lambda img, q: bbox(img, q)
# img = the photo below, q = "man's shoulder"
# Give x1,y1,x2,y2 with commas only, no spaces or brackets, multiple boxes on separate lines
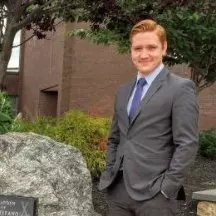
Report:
117,77,136,93
166,68,195,87
165,69,196,98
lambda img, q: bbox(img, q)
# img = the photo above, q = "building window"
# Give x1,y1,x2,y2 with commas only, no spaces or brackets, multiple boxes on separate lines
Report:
7,31,21,73
3,7,21,73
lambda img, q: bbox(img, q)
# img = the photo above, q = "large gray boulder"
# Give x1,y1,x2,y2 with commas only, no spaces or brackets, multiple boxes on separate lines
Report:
0,132,100,216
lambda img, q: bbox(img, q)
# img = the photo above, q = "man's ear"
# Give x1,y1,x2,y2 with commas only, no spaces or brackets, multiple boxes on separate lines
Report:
162,41,167,56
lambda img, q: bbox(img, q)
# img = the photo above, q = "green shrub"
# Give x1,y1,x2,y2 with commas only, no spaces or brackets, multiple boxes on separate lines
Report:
28,116,56,137
11,110,111,178
199,129,216,159
11,119,33,132
0,91,13,133
55,111,110,146
11,116,56,135
54,110,111,178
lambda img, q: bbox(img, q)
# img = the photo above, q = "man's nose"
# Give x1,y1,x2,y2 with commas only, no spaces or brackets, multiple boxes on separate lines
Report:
140,50,148,58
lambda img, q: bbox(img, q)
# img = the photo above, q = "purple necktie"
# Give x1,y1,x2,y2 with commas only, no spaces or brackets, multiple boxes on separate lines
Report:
129,78,147,122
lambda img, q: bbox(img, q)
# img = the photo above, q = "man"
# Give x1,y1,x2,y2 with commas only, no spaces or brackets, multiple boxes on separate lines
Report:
98,19,199,216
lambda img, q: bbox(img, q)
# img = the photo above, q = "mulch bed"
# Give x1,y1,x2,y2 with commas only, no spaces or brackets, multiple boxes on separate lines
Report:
92,155,216,216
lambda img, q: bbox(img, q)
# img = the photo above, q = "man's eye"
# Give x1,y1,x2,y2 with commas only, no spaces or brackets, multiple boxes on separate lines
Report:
148,46,157,50
134,47,142,51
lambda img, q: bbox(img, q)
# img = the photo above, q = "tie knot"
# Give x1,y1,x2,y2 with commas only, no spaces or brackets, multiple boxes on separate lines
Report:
137,78,147,87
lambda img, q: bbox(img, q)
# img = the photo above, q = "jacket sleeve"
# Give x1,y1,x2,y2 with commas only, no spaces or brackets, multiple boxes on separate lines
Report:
106,95,120,170
161,80,199,199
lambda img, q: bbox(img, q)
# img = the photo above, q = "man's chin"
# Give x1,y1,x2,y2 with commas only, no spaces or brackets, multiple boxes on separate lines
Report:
139,69,152,75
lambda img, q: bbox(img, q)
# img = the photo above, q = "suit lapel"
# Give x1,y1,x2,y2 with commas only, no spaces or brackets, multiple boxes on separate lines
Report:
130,68,169,125
120,78,136,128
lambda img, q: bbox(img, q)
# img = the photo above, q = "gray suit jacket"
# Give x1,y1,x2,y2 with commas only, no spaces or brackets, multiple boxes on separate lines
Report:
98,67,199,201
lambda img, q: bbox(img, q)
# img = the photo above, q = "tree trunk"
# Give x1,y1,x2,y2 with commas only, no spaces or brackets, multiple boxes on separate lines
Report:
190,65,215,93
0,19,17,87
0,53,9,89
190,67,200,93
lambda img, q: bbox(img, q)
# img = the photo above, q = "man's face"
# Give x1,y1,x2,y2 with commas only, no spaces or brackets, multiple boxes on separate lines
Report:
130,31,167,75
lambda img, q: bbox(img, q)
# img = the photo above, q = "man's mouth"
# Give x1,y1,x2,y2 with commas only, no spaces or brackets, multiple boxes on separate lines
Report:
139,61,151,64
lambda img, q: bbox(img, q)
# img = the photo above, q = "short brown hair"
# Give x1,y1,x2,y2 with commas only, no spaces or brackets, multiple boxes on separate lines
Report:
130,19,167,44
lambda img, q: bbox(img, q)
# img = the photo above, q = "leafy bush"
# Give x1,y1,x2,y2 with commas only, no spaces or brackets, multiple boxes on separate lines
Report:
199,129,216,159
54,110,111,178
11,116,56,135
55,111,110,148
11,110,111,178
11,119,33,132
0,91,13,133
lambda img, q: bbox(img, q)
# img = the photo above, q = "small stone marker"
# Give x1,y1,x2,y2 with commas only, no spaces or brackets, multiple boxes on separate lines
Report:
192,189,216,216
0,133,100,216
0,195,38,216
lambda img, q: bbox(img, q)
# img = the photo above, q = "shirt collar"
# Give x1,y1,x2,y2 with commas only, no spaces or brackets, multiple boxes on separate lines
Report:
136,63,164,86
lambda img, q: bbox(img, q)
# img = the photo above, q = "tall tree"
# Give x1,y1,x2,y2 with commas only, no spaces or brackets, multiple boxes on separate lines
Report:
0,0,82,87
1,0,216,92
158,9,216,92
67,0,216,92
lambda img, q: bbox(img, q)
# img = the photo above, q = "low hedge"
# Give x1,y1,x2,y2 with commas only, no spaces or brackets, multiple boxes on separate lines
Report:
199,129,216,159
0,91,13,133
11,110,111,178
11,110,216,177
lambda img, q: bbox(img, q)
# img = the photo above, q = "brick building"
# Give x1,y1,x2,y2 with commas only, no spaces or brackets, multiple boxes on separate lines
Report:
5,22,216,129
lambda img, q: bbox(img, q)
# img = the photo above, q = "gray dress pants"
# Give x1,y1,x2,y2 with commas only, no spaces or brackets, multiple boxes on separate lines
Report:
107,171,178,216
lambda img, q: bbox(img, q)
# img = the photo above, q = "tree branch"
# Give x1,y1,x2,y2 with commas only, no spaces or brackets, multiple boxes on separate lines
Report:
12,34,34,48
15,0,22,10
13,0,54,31
204,47,215,71
42,2,79,15
12,19,62,47
0,6,8,14
209,47,215,66
4,0,18,12
22,0,38,9
197,74,203,83
199,81,215,92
